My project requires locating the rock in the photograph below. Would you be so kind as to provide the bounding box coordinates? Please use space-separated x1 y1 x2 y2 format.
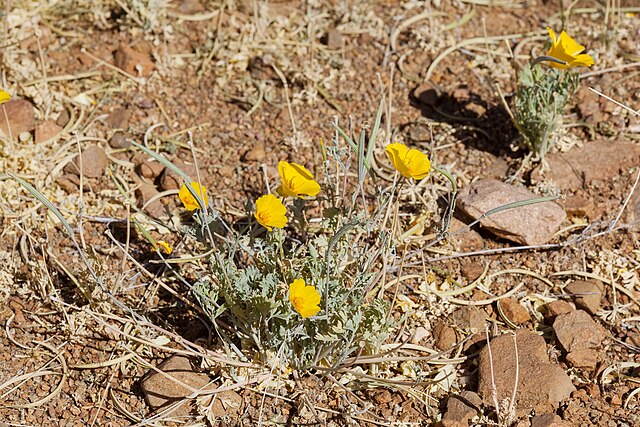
63 145 108 178
414 83 439 107
532 140 640 190
208 390 242 419
136 183 166 218
56 174 79 193
35 120 63 143
626 333 640 348
243 140 266 162
114 43 154 77
457 179 566 245
531 413 569 427
411 326 430 344
553 310 606 352
566 349 598 369
498 298 531 325
323 28 343 50
0 99 36 137
56 109 71 128
461 262 484 282
432 321 457 350
448 217 485 252
575 86 603 123
159 161 198 191
564 280 603 315
543 300 573 319
138 159 165 180
477 330 575 414
140 355 212 416
109 132 132 149
563 195 596 219
451 307 485 333
106 108 131 129
442 391 482 424
176 0 205 14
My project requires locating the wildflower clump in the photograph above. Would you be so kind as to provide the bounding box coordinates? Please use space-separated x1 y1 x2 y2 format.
514 28 594 160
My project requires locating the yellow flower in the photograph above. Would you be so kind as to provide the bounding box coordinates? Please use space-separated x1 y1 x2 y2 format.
546 28 594 69
0 89 10 104
179 181 209 211
255 194 288 231
276 161 321 198
385 143 431 180
289 279 321 318
156 240 173 254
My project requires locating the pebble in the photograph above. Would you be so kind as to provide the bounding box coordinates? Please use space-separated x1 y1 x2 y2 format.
176 0 205 14
563 194 596 219
56 109 71 128
35 120 63 144
243 140 266 162
477 330 575 414
441 390 481 425
564 280 603 315
413 83 439 107
460 261 484 282
411 326 430 344
324 28 343 50
553 310 606 352
566 349 598 370
56 174 80 193
140 355 212 416
543 300 574 319
531 413 570 427
432 321 457 350
114 43 154 77
159 161 198 191
106 108 131 129
498 297 531 325
0 99 36 137
136 182 167 218
448 217 485 252
451 306 486 333
109 132 132 149
457 179 566 245
63 145 108 178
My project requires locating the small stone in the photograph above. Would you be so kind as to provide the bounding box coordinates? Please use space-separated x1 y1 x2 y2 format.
209 390 243 418
448 217 485 252
0 99 36 137
372 389 393 405
176 0 205 14
411 326 430 344
106 108 131 129
457 179 566 245
543 300 573 319
140 355 212 416
56 174 80 193
575 86 603 123
442 391 482 424
56 109 71 128
564 195 596 219
138 159 165 180
626 333 640 348
324 28 343 50
610 393 622 406
451 307 485 333
432 321 457 350
35 120 63 144
553 310 606 352
63 145 108 178
564 280 603 315
531 413 569 427
566 349 598 369
465 102 486 117
243 140 266 162
461 262 484 282
159 161 198 191
136 183 166 218
114 43 154 77
414 83 439 107
498 297 531 325
477 330 575 414
109 132 132 149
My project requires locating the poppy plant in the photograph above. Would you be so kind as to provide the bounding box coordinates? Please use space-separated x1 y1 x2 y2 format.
277 161 321 198
385 143 431 180
179 182 209 211
254 194 288 231
156 240 173 254
0 89 10 104
546 28 594 69
289 279 321 318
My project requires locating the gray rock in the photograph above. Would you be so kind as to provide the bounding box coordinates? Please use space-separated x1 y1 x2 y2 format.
457 179 566 245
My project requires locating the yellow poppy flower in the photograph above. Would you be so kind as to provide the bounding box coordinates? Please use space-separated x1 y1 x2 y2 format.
385 143 431 180
546 28 594 69
156 240 173 254
289 279 321 318
0 89 10 104
179 182 209 211
276 161 321 198
254 194 288 231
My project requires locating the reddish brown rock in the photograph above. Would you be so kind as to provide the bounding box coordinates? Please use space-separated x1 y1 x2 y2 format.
106 108 131 129
136 182 167 219
543 300 574 319
159 161 198 191
176 0 205 14
457 179 566 245
461 261 484 282
553 310 606 352
63 145 108 178
35 120 63 143
477 330 575 414
114 43 154 77
243 140 266 162
498 297 531 325
0 99 36 137
441 391 482 425
432 321 457 350
563 195 596 219
448 217 485 252
566 349 598 369
531 413 570 427
564 280 603 315
451 306 485 333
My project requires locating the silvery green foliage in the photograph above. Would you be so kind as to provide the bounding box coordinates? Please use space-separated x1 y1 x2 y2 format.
514 64 579 160
192 213 393 370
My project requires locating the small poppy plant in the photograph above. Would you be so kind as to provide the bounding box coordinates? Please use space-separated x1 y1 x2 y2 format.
546 28 594 69
254 194 288 231
179 182 209 211
385 143 431 180
0 89 10 104
156 240 173 255
289 278 321 318
277 161 321 198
